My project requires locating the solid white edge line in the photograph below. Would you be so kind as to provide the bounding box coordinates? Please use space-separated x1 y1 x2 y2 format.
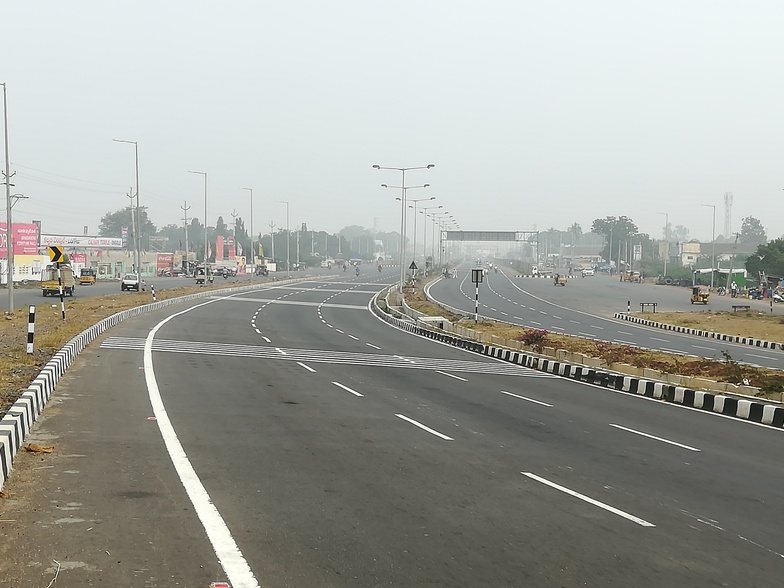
296 361 316 373
521 472 655 527
395 413 454 441
501 390 553 407
144 298 260 587
436 370 468 382
609 423 701 452
332 381 364 397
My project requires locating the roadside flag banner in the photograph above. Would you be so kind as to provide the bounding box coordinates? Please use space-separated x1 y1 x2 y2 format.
258 243 263 257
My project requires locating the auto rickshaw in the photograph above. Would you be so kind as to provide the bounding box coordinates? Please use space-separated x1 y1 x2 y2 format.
554 273 568 286
691 285 710 304
79 267 96 285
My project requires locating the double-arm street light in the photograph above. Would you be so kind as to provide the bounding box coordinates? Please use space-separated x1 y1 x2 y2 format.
113 139 142 275
407 196 435 270
432 212 453 268
241 187 254 267
701 204 716 289
373 164 434 289
419 204 442 272
189 171 208 267
280 200 290 279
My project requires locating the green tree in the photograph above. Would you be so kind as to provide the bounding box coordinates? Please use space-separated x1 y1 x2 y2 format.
590 216 638 265
671 225 690 242
745 238 784 277
740 216 767 246
98 206 157 250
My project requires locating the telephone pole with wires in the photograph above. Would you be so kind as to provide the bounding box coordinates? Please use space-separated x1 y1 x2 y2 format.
181 201 191 274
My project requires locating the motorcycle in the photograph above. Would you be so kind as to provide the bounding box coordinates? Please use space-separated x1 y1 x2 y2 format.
730 288 739 298
355 267 360 277
717 286 726 296
378 265 382 273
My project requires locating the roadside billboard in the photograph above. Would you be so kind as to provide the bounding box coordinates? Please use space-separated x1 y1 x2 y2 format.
156 253 174 273
0 223 41 256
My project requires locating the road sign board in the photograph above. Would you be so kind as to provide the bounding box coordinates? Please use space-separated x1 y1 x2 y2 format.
409 261 418 270
48 246 64 263
471 268 484 284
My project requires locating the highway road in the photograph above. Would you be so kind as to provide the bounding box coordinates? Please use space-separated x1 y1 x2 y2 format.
1 266 345 313
427 266 784 370
2 268 784 586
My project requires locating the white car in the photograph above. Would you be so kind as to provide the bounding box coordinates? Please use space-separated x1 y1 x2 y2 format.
121 273 145 291
581 268 595 277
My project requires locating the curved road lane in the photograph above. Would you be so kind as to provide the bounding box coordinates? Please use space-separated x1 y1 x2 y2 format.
1 274 784 585
428 267 783 370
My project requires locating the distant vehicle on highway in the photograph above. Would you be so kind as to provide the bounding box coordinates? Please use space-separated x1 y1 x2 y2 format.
581 268 595 277
121 273 145 292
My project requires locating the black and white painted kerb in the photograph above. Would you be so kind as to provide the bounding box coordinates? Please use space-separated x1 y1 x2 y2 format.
615 312 783 350
370 296 784 429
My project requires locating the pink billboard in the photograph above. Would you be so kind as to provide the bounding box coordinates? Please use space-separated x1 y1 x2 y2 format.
0 223 40 256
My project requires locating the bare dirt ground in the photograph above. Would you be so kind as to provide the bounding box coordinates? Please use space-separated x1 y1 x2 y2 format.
405 286 784 398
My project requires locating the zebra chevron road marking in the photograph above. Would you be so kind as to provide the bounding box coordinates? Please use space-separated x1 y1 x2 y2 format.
100 337 554 378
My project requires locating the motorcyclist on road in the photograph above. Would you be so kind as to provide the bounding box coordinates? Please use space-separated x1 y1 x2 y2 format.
343 264 347 272
731 280 739 298
378 264 382 273
355 266 360 277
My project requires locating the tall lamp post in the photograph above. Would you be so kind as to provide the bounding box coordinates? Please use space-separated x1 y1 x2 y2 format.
189 171 208 267
2 82 15 313
419 204 442 272
113 139 141 275
432 212 452 268
280 200 290 279
701 204 716 289
657 211 669 278
407 196 435 268
373 164 434 290
384 183 430 285
241 187 254 267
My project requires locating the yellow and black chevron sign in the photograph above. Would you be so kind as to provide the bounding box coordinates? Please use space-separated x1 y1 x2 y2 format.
48 246 65 263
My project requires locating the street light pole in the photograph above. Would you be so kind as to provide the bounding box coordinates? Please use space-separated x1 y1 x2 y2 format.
701 204 716 289
657 211 669 278
1 82 15 313
408 196 435 269
373 164 434 290
241 187 253 267
113 139 141 276
189 171 208 268
419 205 442 273
280 200 290 278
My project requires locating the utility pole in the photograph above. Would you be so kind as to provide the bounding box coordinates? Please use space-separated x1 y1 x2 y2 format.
268 221 276 263
181 201 190 274
2 82 15 313
127 188 137 272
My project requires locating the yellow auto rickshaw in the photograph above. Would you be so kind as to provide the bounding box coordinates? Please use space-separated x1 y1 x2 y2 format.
79 267 97 285
691 285 710 304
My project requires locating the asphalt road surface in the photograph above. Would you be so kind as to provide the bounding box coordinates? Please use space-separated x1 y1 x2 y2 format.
2 266 345 313
427 266 784 370
2 268 784 586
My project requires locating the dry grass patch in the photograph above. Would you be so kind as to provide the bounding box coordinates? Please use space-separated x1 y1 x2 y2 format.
634 310 784 343
406 283 784 399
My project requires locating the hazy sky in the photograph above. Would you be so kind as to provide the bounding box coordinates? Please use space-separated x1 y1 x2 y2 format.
3 1 784 243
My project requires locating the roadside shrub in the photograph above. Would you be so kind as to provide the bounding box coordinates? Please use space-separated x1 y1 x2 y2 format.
516 329 549 352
